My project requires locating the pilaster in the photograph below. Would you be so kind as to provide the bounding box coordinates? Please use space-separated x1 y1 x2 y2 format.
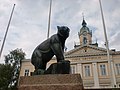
92 62 99 87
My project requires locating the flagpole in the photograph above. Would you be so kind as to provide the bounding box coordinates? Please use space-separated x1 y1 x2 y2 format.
47 0 52 39
0 4 16 59
99 0 116 87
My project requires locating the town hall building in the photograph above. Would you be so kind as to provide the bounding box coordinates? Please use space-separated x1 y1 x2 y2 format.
20 19 120 89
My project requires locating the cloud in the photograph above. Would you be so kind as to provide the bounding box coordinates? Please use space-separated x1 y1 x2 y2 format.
0 0 120 63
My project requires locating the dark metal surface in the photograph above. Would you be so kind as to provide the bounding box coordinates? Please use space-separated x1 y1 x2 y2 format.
31 26 70 74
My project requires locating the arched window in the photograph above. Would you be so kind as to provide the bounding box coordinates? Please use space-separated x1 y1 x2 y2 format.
83 37 87 44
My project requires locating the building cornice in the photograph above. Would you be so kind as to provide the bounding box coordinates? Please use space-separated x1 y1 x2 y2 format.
65 51 120 58
65 45 120 56
22 59 30 62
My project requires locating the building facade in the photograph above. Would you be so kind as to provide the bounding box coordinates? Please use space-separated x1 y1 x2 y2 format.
19 19 120 89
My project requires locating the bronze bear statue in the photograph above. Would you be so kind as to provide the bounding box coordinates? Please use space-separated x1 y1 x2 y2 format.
31 26 70 72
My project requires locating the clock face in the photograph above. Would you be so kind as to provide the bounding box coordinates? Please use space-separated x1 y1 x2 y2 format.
83 31 87 36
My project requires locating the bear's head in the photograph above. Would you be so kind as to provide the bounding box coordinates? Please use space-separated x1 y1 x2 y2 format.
57 26 70 39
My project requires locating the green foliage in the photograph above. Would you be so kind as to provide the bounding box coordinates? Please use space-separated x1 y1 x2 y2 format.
5 48 25 66
3 48 26 89
0 64 13 90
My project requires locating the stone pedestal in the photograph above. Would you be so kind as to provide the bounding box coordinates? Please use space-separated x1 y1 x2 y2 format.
31 60 70 75
45 60 70 74
18 74 84 90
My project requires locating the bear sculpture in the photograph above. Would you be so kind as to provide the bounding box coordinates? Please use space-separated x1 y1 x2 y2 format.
31 26 70 74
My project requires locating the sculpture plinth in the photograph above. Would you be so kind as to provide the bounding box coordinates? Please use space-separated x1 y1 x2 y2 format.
45 60 70 74
18 74 84 90
31 60 70 75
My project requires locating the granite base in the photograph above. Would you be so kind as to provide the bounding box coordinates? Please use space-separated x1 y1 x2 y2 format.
18 74 84 90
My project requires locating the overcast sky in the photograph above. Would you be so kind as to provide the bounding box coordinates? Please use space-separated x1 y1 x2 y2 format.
0 0 120 63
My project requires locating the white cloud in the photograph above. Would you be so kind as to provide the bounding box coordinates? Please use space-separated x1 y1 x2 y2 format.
0 0 120 63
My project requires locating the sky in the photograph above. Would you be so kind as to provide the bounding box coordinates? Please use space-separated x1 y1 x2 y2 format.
0 0 120 63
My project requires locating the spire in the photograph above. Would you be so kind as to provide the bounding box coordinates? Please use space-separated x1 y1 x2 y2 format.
82 13 87 27
96 38 97 43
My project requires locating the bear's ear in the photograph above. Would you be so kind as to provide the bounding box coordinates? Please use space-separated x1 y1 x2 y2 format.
57 26 60 30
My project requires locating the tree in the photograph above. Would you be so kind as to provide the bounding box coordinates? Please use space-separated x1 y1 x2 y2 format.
0 64 13 90
4 48 26 89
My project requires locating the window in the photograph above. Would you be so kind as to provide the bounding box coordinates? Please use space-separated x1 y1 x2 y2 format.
119 84 120 87
71 65 76 74
83 37 87 44
115 63 120 75
100 64 106 76
24 69 29 76
84 65 90 77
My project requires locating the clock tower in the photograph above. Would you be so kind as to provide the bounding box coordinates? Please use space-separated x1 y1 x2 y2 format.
78 18 92 45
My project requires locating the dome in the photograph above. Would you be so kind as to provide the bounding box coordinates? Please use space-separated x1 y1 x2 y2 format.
80 26 90 33
80 19 91 35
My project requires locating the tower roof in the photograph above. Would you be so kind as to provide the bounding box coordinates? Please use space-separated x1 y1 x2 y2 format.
80 19 91 35
82 19 87 27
